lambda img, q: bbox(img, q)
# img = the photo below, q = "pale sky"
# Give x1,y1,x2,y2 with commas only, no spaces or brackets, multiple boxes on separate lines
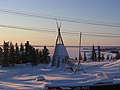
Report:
0,0,120,46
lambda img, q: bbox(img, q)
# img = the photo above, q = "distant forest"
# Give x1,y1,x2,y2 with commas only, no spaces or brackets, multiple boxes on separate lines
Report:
0,41,50,67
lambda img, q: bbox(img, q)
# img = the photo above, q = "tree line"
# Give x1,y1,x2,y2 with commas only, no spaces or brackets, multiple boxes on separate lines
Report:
0,41,50,67
84,45,120,62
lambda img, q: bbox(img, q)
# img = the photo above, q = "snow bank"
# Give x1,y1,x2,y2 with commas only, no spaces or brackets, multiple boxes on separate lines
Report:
0,60,120,90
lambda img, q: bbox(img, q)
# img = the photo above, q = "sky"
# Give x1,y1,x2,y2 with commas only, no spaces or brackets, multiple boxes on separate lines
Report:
0,0,120,46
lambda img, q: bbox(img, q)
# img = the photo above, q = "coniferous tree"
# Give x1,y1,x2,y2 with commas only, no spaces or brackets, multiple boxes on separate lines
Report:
31,47,38,67
29,45,33,63
1,41,51,67
101,53,105,61
3,41,9,67
15,43,20,64
42,46,50,64
94,51,97,61
38,50,42,64
83,51,87,62
0,47,3,65
25,41,31,63
35,49,39,64
19,43,24,63
9,42,15,67
98,46,101,61
91,45,97,61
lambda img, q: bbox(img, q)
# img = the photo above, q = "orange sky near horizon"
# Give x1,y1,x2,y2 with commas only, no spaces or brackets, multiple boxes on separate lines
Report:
0,28,120,46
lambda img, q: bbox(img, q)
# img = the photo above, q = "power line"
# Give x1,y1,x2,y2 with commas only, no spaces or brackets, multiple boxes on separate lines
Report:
0,9,120,27
0,24,56,33
83,33,120,38
0,24,120,38
70,31,120,36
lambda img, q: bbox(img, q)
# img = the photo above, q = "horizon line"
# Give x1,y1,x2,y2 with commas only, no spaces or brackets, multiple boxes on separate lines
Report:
0,45,120,47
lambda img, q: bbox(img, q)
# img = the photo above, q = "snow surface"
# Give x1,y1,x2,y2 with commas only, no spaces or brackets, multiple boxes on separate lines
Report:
0,60,120,90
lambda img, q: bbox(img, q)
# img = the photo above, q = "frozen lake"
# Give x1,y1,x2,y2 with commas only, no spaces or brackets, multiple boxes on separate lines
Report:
35,46,120,59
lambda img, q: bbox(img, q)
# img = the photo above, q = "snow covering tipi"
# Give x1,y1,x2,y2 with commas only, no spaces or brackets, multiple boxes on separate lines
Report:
51,22,69,68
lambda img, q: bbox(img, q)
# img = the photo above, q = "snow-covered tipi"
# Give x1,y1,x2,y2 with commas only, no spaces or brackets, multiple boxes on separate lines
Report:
51,22,69,68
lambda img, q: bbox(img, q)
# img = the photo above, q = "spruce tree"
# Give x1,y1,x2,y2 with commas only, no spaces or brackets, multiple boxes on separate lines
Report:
101,53,105,61
25,41,31,63
0,47,3,65
92,45,97,61
38,50,42,64
98,46,101,61
31,47,38,67
15,43,19,64
9,42,15,67
20,43,24,63
42,46,50,64
83,51,87,62
3,41,9,67
35,49,39,64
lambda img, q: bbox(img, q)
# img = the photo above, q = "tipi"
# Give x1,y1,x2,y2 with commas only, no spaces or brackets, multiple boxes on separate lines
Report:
51,22,69,68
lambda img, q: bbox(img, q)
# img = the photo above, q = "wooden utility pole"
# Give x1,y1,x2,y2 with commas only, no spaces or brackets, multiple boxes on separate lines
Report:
75,32,84,73
79,32,82,61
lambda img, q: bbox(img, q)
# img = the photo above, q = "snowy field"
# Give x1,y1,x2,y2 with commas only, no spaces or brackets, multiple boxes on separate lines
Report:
0,60,120,90
0,46,120,90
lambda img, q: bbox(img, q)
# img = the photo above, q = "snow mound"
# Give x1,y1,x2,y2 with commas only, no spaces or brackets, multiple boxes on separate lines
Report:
36,75,45,81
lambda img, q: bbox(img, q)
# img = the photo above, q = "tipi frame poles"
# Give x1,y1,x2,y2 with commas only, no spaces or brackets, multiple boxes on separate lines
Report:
55,21,64,45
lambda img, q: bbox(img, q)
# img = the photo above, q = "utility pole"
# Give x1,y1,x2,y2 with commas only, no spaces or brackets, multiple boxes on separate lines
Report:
75,32,84,73
79,32,82,61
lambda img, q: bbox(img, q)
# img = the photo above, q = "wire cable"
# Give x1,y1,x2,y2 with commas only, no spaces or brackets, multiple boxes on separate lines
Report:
0,9,120,27
0,24,120,38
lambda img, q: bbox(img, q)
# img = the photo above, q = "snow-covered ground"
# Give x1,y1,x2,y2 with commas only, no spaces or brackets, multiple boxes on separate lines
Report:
0,60,120,90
